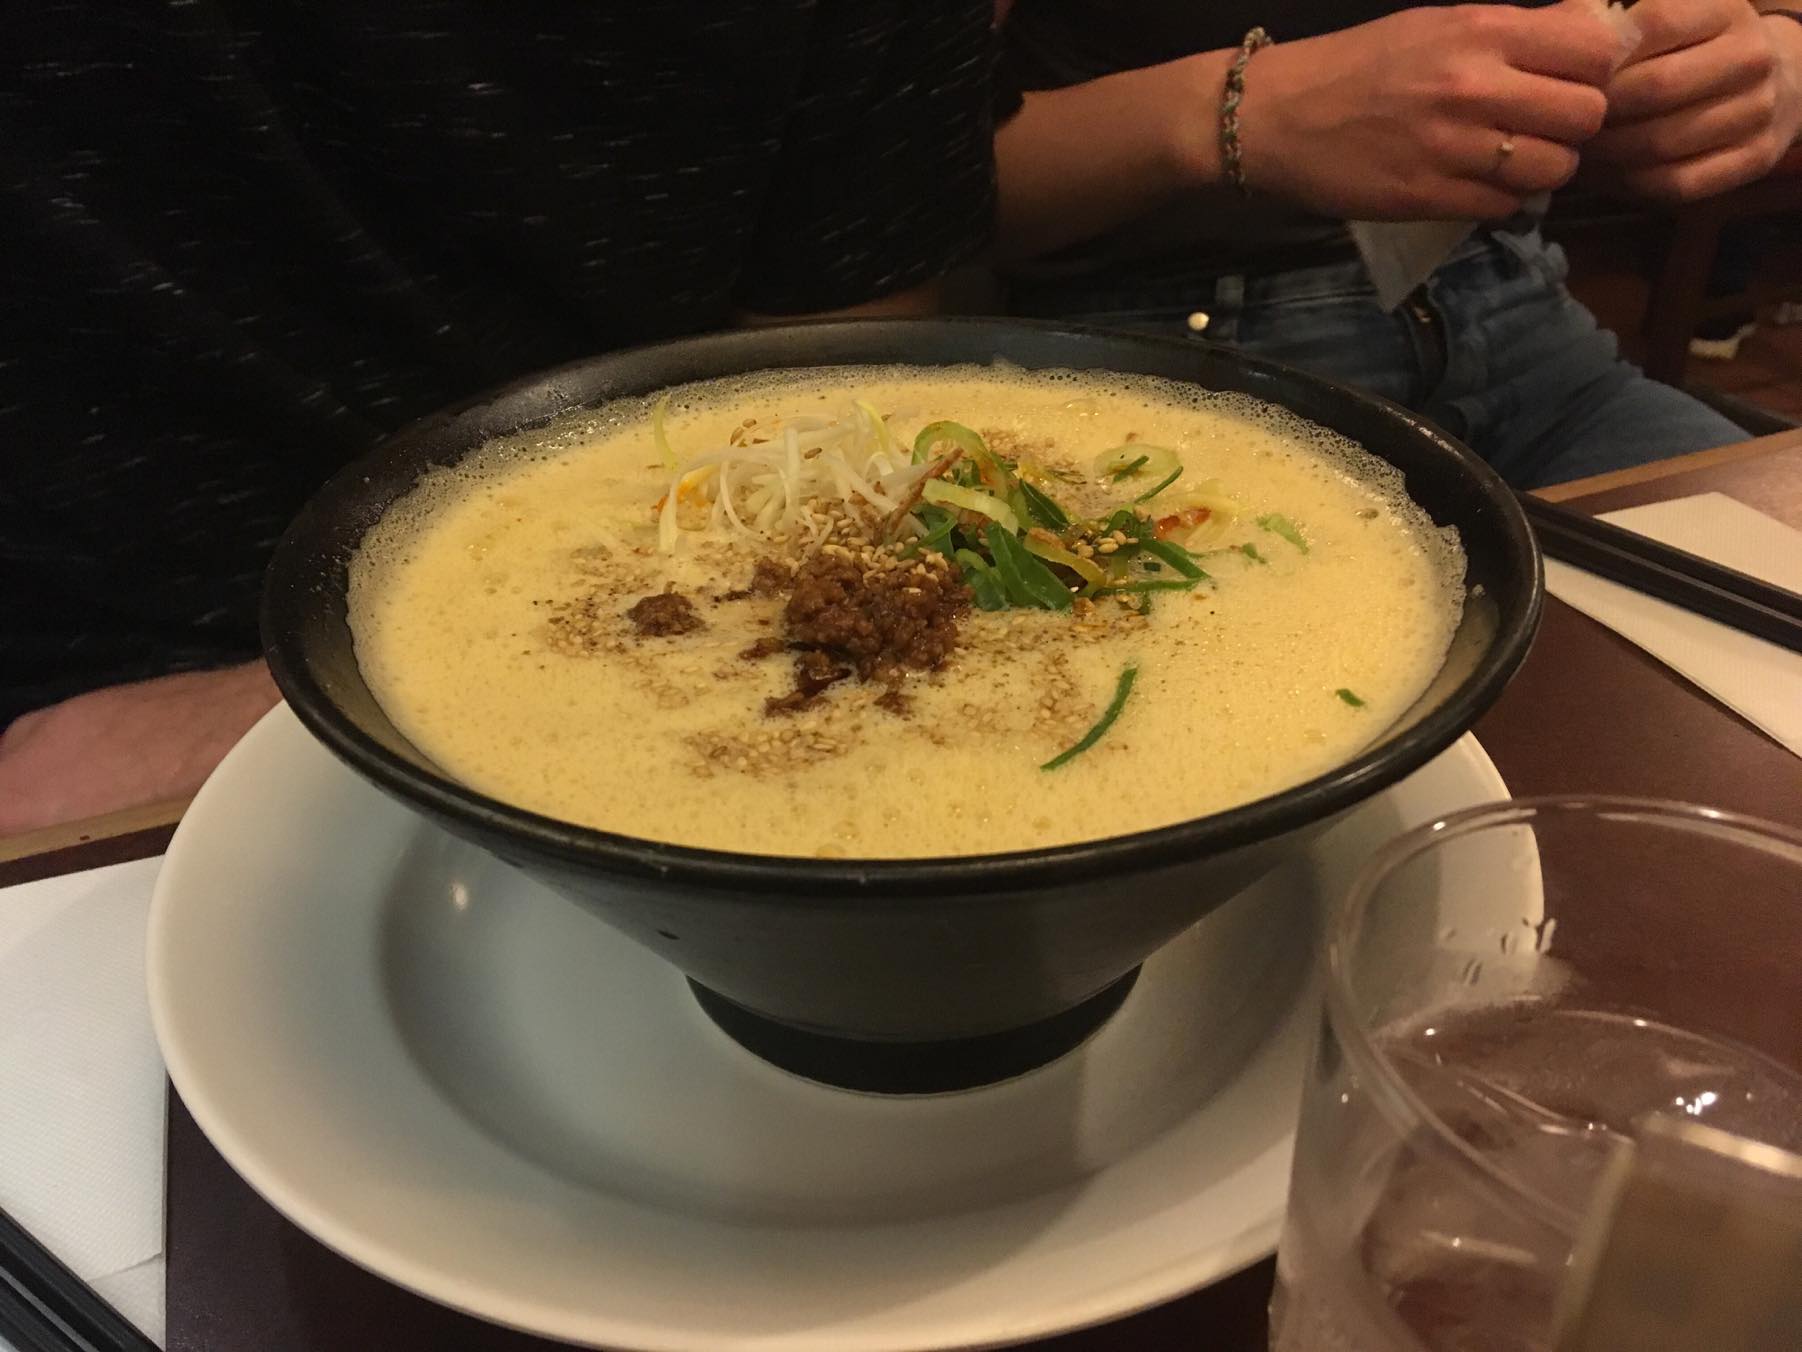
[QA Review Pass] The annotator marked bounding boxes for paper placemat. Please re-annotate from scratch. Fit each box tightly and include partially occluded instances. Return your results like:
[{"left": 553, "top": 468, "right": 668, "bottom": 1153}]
[{"left": 0, "top": 856, "right": 167, "bottom": 1348}]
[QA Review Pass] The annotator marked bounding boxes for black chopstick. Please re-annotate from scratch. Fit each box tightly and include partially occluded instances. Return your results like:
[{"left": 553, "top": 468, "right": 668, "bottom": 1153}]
[
  {"left": 0, "top": 1208, "right": 158, "bottom": 1352},
  {"left": 0, "top": 1272, "right": 86, "bottom": 1352},
  {"left": 1520, "top": 492, "right": 1802, "bottom": 655}
]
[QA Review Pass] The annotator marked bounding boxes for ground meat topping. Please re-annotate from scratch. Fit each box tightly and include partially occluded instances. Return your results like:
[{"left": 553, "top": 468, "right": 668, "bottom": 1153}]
[
  {"left": 783, "top": 547, "right": 969, "bottom": 680},
  {"left": 626, "top": 588, "right": 703, "bottom": 637},
  {"left": 722, "top": 556, "right": 794, "bottom": 601},
  {"left": 751, "top": 557, "right": 792, "bottom": 595},
  {"left": 739, "top": 636, "right": 788, "bottom": 662},
  {"left": 763, "top": 649, "right": 853, "bottom": 716},
  {"left": 741, "top": 541, "right": 969, "bottom": 716}
]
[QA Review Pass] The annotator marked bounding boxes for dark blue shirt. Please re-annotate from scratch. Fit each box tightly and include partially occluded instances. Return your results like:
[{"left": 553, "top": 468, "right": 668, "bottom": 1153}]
[{"left": 1, "top": 2, "right": 997, "bottom": 722}]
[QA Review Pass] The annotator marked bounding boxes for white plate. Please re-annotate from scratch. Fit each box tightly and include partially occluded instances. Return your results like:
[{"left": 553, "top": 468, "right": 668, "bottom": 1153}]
[{"left": 148, "top": 706, "right": 1508, "bottom": 1351}]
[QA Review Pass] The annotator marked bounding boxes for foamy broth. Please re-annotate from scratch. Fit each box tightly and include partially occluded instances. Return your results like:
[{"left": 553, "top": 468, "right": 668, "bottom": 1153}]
[{"left": 349, "top": 367, "right": 1465, "bottom": 858}]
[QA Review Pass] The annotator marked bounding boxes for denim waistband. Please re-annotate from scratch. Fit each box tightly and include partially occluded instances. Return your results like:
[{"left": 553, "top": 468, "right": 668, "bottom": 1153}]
[{"left": 1008, "top": 226, "right": 1549, "bottom": 322}]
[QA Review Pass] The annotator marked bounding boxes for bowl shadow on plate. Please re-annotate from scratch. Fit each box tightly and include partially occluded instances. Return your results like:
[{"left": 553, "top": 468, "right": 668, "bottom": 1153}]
[{"left": 375, "top": 823, "right": 1314, "bottom": 1242}]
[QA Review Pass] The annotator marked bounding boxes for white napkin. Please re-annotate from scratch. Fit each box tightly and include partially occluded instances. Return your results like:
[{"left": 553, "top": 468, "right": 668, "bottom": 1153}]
[
  {"left": 1544, "top": 492, "right": 1802, "bottom": 760},
  {"left": 0, "top": 856, "right": 168, "bottom": 1348},
  {"left": 1349, "top": 216, "right": 1494, "bottom": 313}
]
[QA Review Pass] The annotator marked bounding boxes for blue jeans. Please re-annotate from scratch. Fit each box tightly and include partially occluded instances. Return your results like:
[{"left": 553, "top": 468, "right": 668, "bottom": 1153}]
[{"left": 1017, "top": 231, "right": 1745, "bottom": 489}]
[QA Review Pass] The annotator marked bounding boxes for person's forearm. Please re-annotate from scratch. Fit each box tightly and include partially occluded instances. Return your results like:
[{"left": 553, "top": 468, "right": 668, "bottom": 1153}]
[
  {"left": 0, "top": 660, "right": 278, "bottom": 835},
  {"left": 994, "top": 52, "right": 1232, "bottom": 264}
]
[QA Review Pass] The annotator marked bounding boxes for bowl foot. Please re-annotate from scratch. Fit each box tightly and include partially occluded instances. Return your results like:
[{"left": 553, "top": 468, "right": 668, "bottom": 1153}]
[{"left": 687, "top": 969, "right": 1141, "bottom": 1094}]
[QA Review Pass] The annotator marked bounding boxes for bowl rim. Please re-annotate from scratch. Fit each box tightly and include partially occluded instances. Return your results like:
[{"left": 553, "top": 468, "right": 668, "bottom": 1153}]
[{"left": 263, "top": 316, "right": 1543, "bottom": 899}]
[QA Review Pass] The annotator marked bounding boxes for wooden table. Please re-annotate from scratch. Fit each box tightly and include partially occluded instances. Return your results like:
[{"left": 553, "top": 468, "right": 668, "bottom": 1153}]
[{"left": 3, "top": 431, "right": 1799, "bottom": 1352}]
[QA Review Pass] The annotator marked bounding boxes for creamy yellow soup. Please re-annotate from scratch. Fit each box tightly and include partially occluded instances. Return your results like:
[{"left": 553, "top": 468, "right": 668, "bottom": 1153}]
[{"left": 349, "top": 366, "right": 1465, "bottom": 858}]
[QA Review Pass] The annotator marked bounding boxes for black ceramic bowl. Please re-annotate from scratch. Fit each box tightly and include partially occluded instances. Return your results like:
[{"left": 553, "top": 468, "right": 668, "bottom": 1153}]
[{"left": 264, "top": 319, "right": 1540, "bottom": 1092}]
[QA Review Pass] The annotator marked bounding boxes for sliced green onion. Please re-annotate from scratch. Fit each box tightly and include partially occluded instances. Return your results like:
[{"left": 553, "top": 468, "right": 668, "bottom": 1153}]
[
  {"left": 1336, "top": 688, "right": 1366, "bottom": 708},
  {"left": 955, "top": 549, "right": 1008, "bottom": 610},
  {"left": 1132, "top": 465, "right": 1183, "bottom": 504},
  {"left": 1008, "top": 485, "right": 1033, "bottom": 530},
  {"left": 1239, "top": 543, "right": 1268, "bottom": 565},
  {"left": 922, "top": 479, "right": 1021, "bottom": 534},
  {"left": 653, "top": 394, "right": 677, "bottom": 473},
  {"left": 913, "top": 420, "right": 989, "bottom": 467},
  {"left": 1023, "top": 533, "right": 1104, "bottom": 587},
  {"left": 1094, "top": 444, "right": 1179, "bottom": 484},
  {"left": 1019, "top": 480, "right": 1070, "bottom": 530},
  {"left": 1139, "top": 539, "right": 1205, "bottom": 579},
  {"left": 1020, "top": 456, "right": 1085, "bottom": 486},
  {"left": 1102, "top": 507, "right": 1155, "bottom": 542},
  {"left": 987, "top": 537, "right": 1035, "bottom": 608},
  {"left": 1257, "top": 513, "right": 1309, "bottom": 553},
  {"left": 1042, "top": 664, "right": 1138, "bottom": 771},
  {"left": 987, "top": 524, "right": 1074, "bottom": 610}
]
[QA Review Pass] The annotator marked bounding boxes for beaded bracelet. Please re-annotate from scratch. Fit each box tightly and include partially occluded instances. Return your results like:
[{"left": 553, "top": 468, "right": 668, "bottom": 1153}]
[{"left": 1219, "top": 27, "right": 1274, "bottom": 198}]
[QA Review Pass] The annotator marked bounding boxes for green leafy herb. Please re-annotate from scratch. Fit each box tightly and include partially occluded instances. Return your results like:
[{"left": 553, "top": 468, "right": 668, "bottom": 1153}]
[
  {"left": 1139, "top": 539, "right": 1206, "bottom": 579},
  {"left": 1042, "top": 664, "right": 1139, "bottom": 771},
  {"left": 955, "top": 549, "right": 1008, "bottom": 611},
  {"left": 1336, "top": 688, "right": 1366, "bottom": 708},
  {"left": 1023, "top": 533, "right": 1104, "bottom": 587},
  {"left": 1019, "top": 480, "right": 1070, "bottom": 530},
  {"left": 986, "top": 524, "right": 1074, "bottom": 610},
  {"left": 1102, "top": 507, "right": 1155, "bottom": 542},
  {"left": 910, "top": 504, "right": 957, "bottom": 556},
  {"left": 1108, "top": 454, "right": 1149, "bottom": 481},
  {"left": 1132, "top": 465, "right": 1182, "bottom": 503},
  {"left": 1238, "top": 543, "right": 1268, "bottom": 565},
  {"left": 1256, "top": 513, "right": 1309, "bottom": 553}
]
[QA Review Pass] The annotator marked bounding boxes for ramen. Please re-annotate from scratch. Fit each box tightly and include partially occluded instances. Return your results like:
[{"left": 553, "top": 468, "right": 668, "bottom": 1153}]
[{"left": 348, "top": 366, "right": 1465, "bottom": 858}]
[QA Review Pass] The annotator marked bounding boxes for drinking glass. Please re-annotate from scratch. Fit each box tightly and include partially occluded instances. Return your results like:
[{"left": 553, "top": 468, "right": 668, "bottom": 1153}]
[{"left": 1269, "top": 796, "right": 1802, "bottom": 1352}]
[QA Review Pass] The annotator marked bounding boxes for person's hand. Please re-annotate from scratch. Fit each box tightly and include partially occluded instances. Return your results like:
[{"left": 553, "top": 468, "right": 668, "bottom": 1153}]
[
  {"left": 1589, "top": 0, "right": 1802, "bottom": 200},
  {"left": 1235, "top": 3, "right": 1631, "bottom": 219},
  {"left": 0, "top": 662, "right": 280, "bottom": 836}
]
